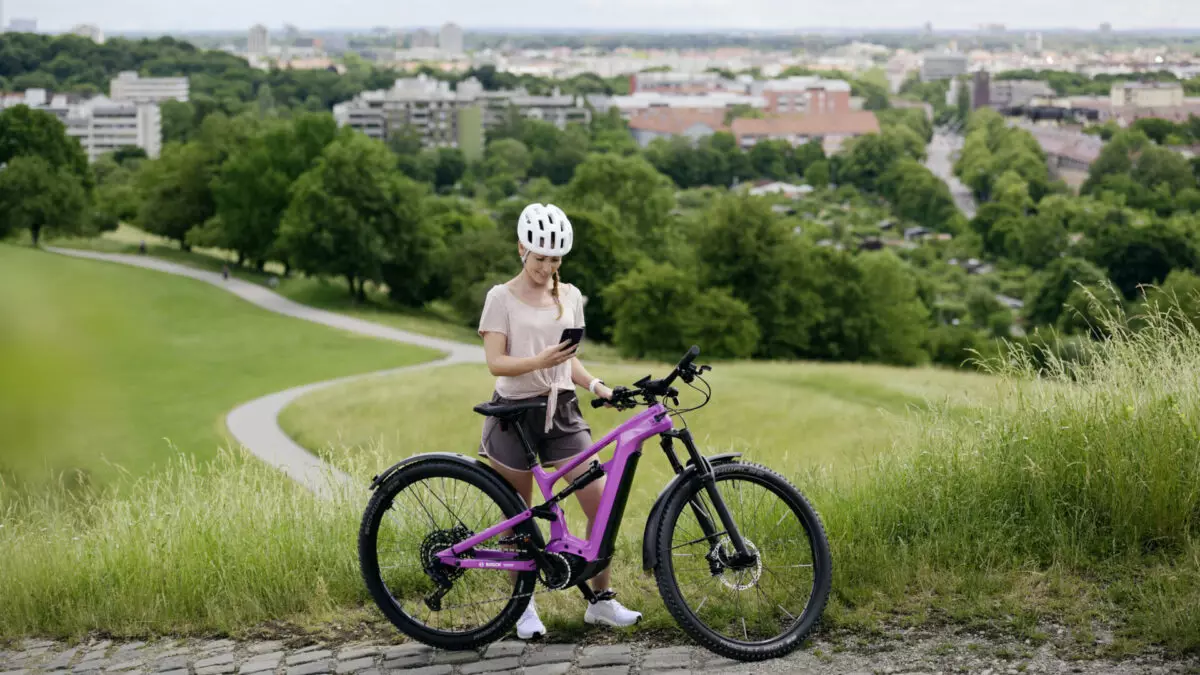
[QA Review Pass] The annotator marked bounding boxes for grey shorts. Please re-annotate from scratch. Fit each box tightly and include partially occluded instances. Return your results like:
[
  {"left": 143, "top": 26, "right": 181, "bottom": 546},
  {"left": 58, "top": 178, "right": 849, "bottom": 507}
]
[{"left": 479, "top": 390, "right": 593, "bottom": 471}]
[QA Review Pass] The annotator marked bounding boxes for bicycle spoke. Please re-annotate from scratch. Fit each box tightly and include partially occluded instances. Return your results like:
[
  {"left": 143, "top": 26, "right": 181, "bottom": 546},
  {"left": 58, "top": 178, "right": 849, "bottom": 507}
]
[
  {"left": 370, "top": 473, "right": 530, "bottom": 637},
  {"left": 668, "top": 472, "right": 819, "bottom": 645}
]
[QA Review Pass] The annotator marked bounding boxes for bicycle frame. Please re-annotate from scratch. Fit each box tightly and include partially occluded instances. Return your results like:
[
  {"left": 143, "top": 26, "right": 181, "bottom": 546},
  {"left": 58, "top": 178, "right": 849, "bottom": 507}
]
[{"left": 435, "top": 403, "right": 674, "bottom": 571}]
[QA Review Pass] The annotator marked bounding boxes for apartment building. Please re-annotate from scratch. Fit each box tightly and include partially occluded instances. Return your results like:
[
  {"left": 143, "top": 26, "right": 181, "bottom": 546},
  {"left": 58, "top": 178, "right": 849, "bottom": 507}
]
[
  {"left": 1110, "top": 81, "right": 1185, "bottom": 109},
  {"left": 920, "top": 51, "right": 968, "bottom": 82},
  {"left": 0, "top": 90, "right": 161, "bottom": 161},
  {"left": 110, "top": 71, "right": 189, "bottom": 104},
  {"left": 756, "top": 76, "right": 853, "bottom": 114},
  {"left": 334, "top": 75, "right": 591, "bottom": 160},
  {"left": 732, "top": 111, "right": 880, "bottom": 155}
]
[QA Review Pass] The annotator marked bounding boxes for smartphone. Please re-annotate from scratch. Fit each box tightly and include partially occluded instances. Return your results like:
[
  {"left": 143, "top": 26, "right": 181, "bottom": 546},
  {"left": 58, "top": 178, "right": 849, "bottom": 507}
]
[{"left": 560, "top": 327, "right": 584, "bottom": 348}]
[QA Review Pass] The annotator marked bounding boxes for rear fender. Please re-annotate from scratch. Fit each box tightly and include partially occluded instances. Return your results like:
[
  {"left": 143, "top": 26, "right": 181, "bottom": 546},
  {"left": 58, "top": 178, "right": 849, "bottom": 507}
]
[{"left": 369, "top": 452, "right": 546, "bottom": 547}]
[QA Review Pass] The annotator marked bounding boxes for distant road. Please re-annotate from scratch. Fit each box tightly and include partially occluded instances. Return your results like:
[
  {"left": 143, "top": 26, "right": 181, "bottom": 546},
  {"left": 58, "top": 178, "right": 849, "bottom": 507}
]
[{"left": 925, "top": 131, "right": 978, "bottom": 219}]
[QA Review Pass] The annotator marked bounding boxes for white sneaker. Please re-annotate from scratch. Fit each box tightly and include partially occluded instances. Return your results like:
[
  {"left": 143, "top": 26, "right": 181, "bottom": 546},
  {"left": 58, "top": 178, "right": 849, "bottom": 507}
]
[
  {"left": 584, "top": 598, "right": 642, "bottom": 628},
  {"left": 516, "top": 599, "right": 546, "bottom": 640}
]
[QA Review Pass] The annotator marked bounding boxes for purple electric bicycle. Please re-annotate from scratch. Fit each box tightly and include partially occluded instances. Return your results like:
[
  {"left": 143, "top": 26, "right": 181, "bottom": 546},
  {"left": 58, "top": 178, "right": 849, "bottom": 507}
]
[{"left": 358, "top": 347, "right": 832, "bottom": 661}]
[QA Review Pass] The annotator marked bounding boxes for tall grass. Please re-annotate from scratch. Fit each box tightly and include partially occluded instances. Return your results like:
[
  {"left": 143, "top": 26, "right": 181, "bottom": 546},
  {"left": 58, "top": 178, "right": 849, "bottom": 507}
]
[
  {"left": 2, "top": 304, "right": 1198, "bottom": 651},
  {"left": 814, "top": 303, "right": 1200, "bottom": 651}
]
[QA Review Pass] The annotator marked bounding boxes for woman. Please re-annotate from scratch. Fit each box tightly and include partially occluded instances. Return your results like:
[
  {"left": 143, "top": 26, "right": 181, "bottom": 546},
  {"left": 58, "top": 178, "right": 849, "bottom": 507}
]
[{"left": 477, "top": 202, "right": 642, "bottom": 640}]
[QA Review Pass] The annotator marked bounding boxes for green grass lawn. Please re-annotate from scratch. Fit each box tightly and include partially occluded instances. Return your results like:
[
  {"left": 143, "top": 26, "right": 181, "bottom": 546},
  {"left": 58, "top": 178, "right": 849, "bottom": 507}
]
[
  {"left": 0, "top": 242, "right": 442, "bottom": 491},
  {"left": 279, "top": 359, "right": 998, "bottom": 479},
  {"left": 49, "top": 227, "right": 630, "bottom": 361}
]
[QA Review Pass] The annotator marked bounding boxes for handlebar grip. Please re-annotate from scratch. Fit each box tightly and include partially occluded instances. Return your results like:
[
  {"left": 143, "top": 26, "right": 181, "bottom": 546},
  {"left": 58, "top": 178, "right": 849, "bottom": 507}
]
[
  {"left": 679, "top": 345, "right": 700, "bottom": 369},
  {"left": 590, "top": 398, "right": 607, "bottom": 409},
  {"left": 662, "top": 346, "right": 701, "bottom": 388}
]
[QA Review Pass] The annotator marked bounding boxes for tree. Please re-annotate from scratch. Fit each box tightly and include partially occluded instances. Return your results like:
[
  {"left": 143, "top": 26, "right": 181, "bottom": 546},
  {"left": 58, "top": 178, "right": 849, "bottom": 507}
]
[
  {"left": 1084, "top": 130, "right": 1197, "bottom": 214},
  {"left": 483, "top": 138, "right": 532, "bottom": 180},
  {"left": 694, "top": 194, "right": 824, "bottom": 358},
  {"left": 1139, "top": 268, "right": 1200, "bottom": 331},
  {"left": 804, "top": 160, "right": 831, "bottom": 188},
  {"left": 603, "top": 261, "right": 700, "bottom": 359},
  {"left": 530, "top": 123, "right": 588, "bottom": 185},
  {"left": 791, "top": 139, "right": 826, "bottom": 175},
  {"left": 808, "top": 250, "right": 929, "bottom": 365},
  {"left": 683, "top": 288, "right": 760, "bottom": 359},
  {"left": 562, "top": 153, "right": 676, "bottom": 255},
  {"left": 160, "top": 100, "right": 198, "bottom": 144},
  {"left": 135, "top": 142, "right": 216, "bottom": 250},
  {"left": 880, "top": 158, "right": 961, "bottom": 232},
  {"left": 1083, "top": 217, "right": 1200, "bottom": 299},
  {"left": 603, "top": 261, "right": 759, "bottom": 360},
  {"left": 956, "top": 77, "right": 972, "bottom": 121},
  {"left": 837, "top": 132, "right": 906, "bottom": 194},
  {"left": 90, "top": 156, "right": 142, "bottom": 234},
  {"left": 0, "top": 156, "right": 88, "bottom": 245},
  {"left": 1130, "top": 118, "right": 1182, "bottom": 145},
  {"left": 279, "top": 133, "right": 435, "bottom": 302},
  {"left": 747, "top": 139, "right": 791, "bottom": 180},
  {"left": 0, "top": 105, "right": 92, "bottom": 190},
  {"left": 1026, "top": 257, "right": 1110, "bottom": 327},
  {"left": 1058, "top": 283, "right": 1123, "bottom": 338},
  {"left": 589, "top": 106, "right": 640, "bottom": 156},
  {"left": 558, "top": 209, "right": 627, "bottom": 340},
  {"left": 431, "top": 147, "right": 466, "bottom": 191},
  {"left": 198, "top": 113, "right": 338, "bottom": 268}
]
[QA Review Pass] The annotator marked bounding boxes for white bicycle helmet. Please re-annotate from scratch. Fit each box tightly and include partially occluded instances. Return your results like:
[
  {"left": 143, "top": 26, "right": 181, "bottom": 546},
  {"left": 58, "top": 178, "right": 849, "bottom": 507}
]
[{"left": 517, "top": 203, "right": 573, "bottom": 259}]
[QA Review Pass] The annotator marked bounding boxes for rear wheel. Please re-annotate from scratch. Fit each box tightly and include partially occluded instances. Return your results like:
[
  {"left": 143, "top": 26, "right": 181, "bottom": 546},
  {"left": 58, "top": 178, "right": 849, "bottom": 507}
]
[
  {"left": 359, "top": 459, "right": 537, "bottom": 650},
  {"left": 653, "top": 463, "right": 832, "bottom": 661}
]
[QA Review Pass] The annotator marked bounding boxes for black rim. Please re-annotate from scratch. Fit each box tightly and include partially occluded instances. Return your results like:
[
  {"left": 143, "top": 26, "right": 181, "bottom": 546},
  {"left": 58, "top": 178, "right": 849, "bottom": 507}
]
[
  {"left": 372, "top": 475, "right": 528, "bottom": 636},
  {"left": 666, "top": 472, "right": 819, "bottom": 645}
]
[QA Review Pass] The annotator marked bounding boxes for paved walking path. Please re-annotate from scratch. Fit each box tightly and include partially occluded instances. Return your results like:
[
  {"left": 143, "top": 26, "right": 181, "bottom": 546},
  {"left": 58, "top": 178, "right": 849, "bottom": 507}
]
[
  {"left": 2, "top": 631, "right": 1192, "bottom": 675},
  {"left": 47, "top": 247, "right": 483, "bottom": 497}
]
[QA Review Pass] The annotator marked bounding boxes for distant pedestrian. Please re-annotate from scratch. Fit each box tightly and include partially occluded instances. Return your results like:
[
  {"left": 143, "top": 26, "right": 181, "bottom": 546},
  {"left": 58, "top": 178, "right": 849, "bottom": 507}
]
[
  {"left": 222, "top": 265, "right": 230, "bottom": 281},
  {"left": 138, "top": 240, "right": 147, "bottom": 255},
  {"left": 267, "top": 276, "right": 279, "bottom": 289}
]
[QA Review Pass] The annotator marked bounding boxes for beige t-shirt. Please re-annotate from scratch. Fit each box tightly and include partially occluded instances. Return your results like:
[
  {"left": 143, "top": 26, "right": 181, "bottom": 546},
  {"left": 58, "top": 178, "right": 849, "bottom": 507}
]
[{"left": 478, "top": 283, "right": 585, "bottom": 430}]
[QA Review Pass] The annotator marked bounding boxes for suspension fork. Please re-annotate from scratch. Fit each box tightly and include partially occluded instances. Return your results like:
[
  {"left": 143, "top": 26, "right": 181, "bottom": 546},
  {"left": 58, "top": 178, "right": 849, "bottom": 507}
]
[{"left": 661, "top": 430, "right": 753, "bottom": 560}]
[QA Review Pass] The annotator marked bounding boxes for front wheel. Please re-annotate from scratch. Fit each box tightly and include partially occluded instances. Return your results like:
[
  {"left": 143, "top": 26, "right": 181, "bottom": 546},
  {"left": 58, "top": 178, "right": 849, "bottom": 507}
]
[{"left": 653, "top": 463, "right": 832, "bottom": 662}]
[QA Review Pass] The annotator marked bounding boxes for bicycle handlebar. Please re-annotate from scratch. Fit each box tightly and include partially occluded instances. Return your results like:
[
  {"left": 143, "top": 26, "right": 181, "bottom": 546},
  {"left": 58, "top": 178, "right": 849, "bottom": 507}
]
[{"left": 590, "top": 346, "right": 704, "bottom": 410}]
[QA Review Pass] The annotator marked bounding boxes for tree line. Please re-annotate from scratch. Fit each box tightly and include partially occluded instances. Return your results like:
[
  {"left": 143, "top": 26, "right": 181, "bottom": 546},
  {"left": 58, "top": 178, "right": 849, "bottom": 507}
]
[{"left": 948, "top": 107, "right": 1200, "bottom": 364}]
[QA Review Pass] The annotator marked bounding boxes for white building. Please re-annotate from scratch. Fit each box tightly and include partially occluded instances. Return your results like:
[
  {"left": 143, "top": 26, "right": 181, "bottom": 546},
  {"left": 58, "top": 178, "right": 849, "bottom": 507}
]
[
  {"left": 410, "top": 28, "right": 436, "bottom": 49},
  {"left": 70, "top": 23, "right": 103, "bottom": 43},
  {"left": 248, "top": 24, "right": 269, "bottom": 56},
  {"left": 66, "top": 97, "right": 162, "bottom": 162},
  {"left": 1024, "top": 32, "right": 1042, "bottom": 54},
  {"left": 0, "top": 90, "right": 161, "bottom": 162},
  {"left": 585, "top": 91, "right": 767, "bottom": 120},
  {"left": 439, "top": 22, "right": 464, "bottom": 55},
  {"left": 7, "top": 17, "right": 35, "bottom": 32},
  {"left": 110, "top": 71, "right": 189, "bottom": 104},
  {"left": 920, "top": 51, "right": 968, "bottom": 82}
]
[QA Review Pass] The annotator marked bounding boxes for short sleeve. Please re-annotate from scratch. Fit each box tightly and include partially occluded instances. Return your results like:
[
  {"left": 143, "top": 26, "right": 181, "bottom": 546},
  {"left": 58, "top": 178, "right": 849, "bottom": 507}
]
[
  {"left": 572, "top": 285, "right": 586, "bottom": 328},
  {"left": 478, "top": 286, "right": 509, "bottom": 337}
]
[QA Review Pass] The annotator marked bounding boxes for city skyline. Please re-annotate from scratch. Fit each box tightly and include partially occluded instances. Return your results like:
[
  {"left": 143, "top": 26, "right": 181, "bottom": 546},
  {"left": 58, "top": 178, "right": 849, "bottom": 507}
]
[{"left": 9, "top": 0, "right": 1200, "bottom": 34}]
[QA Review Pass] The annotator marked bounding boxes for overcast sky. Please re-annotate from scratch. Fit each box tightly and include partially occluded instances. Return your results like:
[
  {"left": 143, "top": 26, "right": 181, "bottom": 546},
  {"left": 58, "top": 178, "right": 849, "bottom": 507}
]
[{"left": 9, "top": 0, "right": 1200, "bottom": 33}]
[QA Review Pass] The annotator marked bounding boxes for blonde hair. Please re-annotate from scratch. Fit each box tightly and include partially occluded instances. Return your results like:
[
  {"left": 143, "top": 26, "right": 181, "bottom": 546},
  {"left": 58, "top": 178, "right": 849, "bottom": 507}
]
[{"left": 552, "top": 270, "right": 563, "bottom": 320}]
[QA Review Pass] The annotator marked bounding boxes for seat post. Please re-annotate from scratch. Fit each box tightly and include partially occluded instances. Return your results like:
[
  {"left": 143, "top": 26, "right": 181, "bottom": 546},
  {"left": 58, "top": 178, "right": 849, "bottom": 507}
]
[{"left": 509, "top": 415, "right": 539, "bottom": 468}]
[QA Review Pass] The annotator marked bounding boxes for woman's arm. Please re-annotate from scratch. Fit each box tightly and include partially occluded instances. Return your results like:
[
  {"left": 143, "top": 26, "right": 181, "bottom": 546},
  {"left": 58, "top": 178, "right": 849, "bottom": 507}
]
[
  {"left": 571, "top": 357, "right": 613, "bottom": 399},
  {"left": 483, "top": 332, "right": 577, "bottom": 377}
]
